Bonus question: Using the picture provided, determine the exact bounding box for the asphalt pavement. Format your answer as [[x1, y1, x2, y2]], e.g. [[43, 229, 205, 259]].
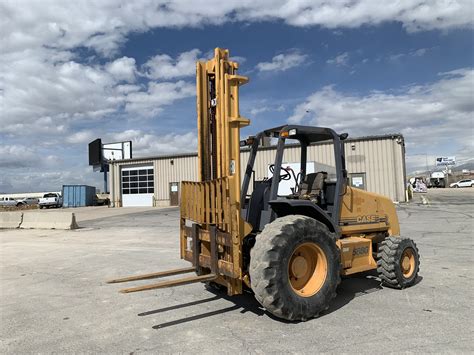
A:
[[1, 188, 473, 353]]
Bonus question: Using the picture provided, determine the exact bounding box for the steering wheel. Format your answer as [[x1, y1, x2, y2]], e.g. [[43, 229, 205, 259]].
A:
[[269, 164, 292, 181]]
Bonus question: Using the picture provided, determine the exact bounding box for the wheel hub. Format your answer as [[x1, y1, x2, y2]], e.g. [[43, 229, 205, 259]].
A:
[[291, 256, 308, 278], [400, 248, 415, 278], [402, 256, 410, 271], [288, 242, 328, 297]]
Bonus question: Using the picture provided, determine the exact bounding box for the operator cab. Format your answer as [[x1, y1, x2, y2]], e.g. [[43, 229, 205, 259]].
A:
[[240, 125, 348, 233]]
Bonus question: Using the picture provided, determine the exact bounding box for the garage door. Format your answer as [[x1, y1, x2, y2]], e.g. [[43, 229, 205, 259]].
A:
[[121, 166, 154, 207]]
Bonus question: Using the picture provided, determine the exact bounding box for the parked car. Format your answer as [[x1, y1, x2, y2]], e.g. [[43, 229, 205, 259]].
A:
[[17, 197, 39, 206], [39, 193, 62, 208], [0, 197, 21, 207], [450, 179, 474, 188]]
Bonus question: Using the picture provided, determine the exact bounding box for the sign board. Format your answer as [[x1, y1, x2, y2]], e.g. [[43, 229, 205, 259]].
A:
[[352, 176, 364, 187], [102, 141, 132, 161], [88, 139, 102, 166], [436, 157, 455, 166]]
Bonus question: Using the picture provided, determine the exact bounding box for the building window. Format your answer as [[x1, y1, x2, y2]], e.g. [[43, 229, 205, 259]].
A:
[[121, 167, 154, 194]]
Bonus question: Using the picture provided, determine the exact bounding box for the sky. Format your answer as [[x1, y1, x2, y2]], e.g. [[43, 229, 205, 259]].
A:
[[0, 0, 473, 193]]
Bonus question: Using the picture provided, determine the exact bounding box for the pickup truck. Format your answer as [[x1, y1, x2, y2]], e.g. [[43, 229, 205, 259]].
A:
[[0, 197, 21, 207], [39, 193, 62, 209]]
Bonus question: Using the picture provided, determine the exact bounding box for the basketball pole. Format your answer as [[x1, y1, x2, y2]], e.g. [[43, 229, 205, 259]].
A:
[[103, 164, 108, 193]]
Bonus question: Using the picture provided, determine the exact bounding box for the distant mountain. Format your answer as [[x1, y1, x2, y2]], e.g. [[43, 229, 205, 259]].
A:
[[452, 160, 474, 172]]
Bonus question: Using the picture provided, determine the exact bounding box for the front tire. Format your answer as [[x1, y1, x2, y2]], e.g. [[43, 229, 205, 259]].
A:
[[377, 236, 420, 289], [249, 215, 340, 321]]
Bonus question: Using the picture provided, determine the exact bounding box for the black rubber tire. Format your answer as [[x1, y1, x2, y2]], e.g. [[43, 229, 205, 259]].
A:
[[249, 215, 340, 321], [377, 236, 420, 289]]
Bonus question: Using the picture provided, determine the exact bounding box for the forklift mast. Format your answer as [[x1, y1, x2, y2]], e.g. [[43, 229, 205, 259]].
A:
[[179, 48, 253, 294], [196, 48, 249, 186], [109, 49, 253, 295]]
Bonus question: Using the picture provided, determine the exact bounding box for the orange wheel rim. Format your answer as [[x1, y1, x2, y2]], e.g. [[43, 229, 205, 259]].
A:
[[401, 248, 416, 278], [288, 242, 328, 297]]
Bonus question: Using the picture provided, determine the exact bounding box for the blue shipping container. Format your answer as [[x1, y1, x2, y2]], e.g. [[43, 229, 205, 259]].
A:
[[62, 185, 96, 207]]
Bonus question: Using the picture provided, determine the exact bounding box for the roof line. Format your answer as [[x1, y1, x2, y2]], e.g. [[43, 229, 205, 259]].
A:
[[110, 133, 404, 163]]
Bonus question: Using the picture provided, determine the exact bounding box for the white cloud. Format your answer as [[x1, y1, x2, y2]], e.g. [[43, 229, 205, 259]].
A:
[[82, 32, 128, 57], [0, 49, 122, 134], [0, 145, 41, 168], [412, 48, 428, 57], [326, 52, 349, 66], [1, 1, 470, 137], [240, 0, 473, 32], [388, 47, 432, 61], [0, 145, 60, 169], [143, 49, 202, 80], [105, 57, 137, 82], [125, 81, 195, 117], [250, 104, 285, 116], [1, 1, 471, 58], [405, 154, 441, 173], [66, 130, 97, 144], [111, 130, 198, 156], [0, 0, 472, 193], [0, 48, 194, 136], [289, 68, 474, 154], [230, 56, 247, 64], [256, 51, 307, 72], [0, 169, 101, 194]]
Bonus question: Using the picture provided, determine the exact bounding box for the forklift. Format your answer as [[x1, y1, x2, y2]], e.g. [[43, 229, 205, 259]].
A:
[[109, 48, 420, 321]]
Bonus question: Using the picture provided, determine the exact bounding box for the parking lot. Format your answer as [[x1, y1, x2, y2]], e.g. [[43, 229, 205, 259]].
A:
[[1, 188, 473, 353]]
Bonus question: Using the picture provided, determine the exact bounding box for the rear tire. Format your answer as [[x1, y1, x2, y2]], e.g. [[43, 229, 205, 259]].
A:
[[249, 215, 340, 321], [377, 236, 420, 289]]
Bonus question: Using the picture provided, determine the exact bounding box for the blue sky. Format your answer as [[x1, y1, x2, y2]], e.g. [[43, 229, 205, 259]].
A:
[[0, 1, 473, 193]]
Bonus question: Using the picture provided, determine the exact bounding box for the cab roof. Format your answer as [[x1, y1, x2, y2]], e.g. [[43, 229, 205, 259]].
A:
[[260, 125, 346, 145]]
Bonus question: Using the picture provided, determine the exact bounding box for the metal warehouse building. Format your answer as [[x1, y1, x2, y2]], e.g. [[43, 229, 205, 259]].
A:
[[109, 134, 406, 207]]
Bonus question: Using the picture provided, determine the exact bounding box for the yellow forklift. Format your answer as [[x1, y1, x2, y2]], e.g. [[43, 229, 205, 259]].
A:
[[109, 48, 420, 321]]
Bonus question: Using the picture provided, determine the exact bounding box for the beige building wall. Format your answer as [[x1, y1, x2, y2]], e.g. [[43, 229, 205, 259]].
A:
[[110, 135, 406, 207]]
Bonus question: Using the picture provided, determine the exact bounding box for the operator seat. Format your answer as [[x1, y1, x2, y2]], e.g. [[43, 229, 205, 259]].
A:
[[298, 172, 328, 201]]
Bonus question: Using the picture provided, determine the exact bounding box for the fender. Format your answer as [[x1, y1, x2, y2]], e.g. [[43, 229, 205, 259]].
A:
[[268, 199, 339, 234]]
